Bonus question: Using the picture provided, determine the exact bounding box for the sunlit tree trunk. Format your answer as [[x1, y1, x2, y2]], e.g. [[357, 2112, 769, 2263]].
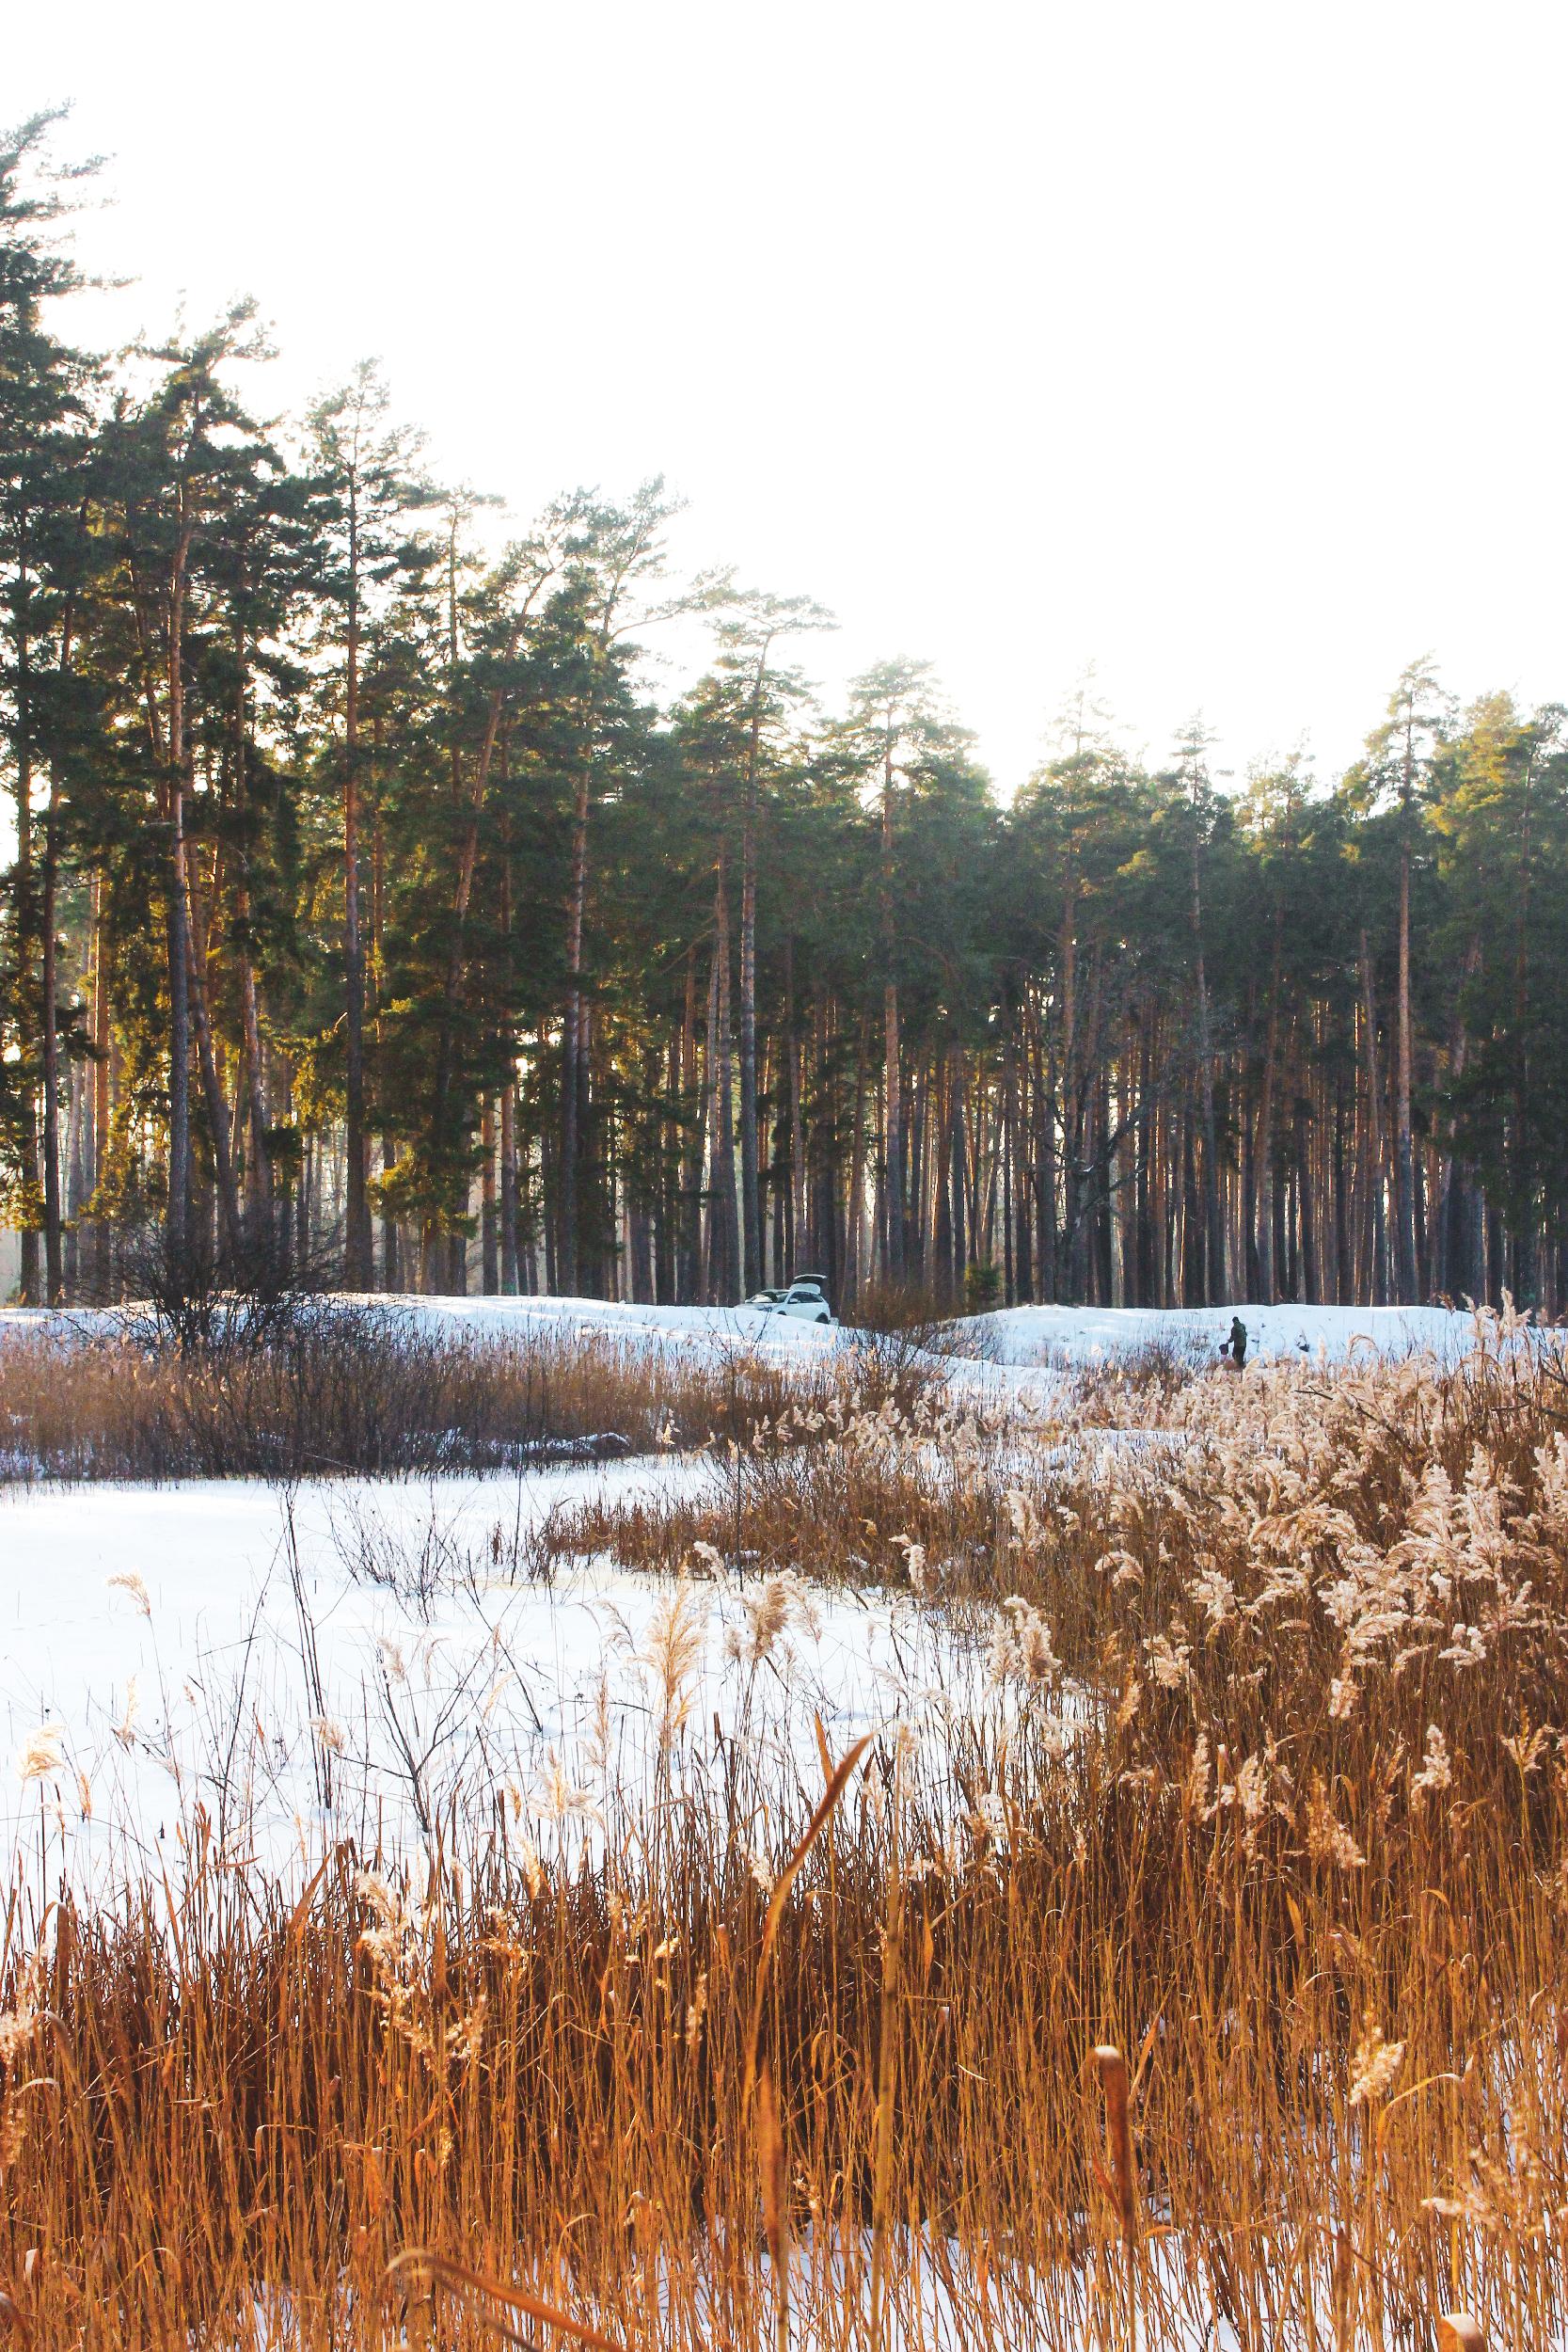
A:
[[1358, 932, 1390, 1306], [342, 482, 371, 1287]]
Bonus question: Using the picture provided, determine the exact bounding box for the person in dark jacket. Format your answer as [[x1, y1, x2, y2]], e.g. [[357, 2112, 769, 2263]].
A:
[[1227, 1314, 1248, 1367]]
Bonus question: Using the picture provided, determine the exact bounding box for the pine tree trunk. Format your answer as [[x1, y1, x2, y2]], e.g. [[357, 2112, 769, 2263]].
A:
[[1433, 934, 1479, 1302], [342, 509, 372, 1287], [702, 929, 721, 1301], [1332, 1071, 1349, 1304], [64, 1057, 84, 1296], [657, 1037, 679, 1303], [13, 569, 40, 1306], [160, 514, 198, 1268], [846, 1020, 868, 1310], [1254, 900, 1284, 1305], [1003, 986, 1026, 1302], [737, 670, 765, 1295], [233, 884, 272, 1218], [381, 1141, 401, 1291], [950, 1042, 970, 1295], [709, 852, 739, 1302], [372, 723, 394, 1292], [560, 723, 593, 1295], [1358, 931, 1390, 1306], [428, 687, 507, 1240], [1394, 836, 1418, 1302], [1192, 830, 1226, 1302], [481, 1093, 499, 1294], [1059, 881, 1080, 1298], [40, 772, 63, 1304], [500, 1083, 519, 1294], [166, 772, 193, 1263], [786, 941, 805, 1280], [91, 873, 112, 1298], [879, 728, 904, 1280], [1182, 1112, 1203, 1306], [182, 852, 244, 1255], [680, 947, 704, 1304], [1296, 1082, 1320, 1301], [1035, 1011, 1055, 1303]]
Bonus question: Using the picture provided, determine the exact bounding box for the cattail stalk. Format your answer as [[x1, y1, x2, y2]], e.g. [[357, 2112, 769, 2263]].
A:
[[757, 2062, 790, 2352], [1332, 2226, 1354, 2352], [1095, 2044, 1138, 2350]]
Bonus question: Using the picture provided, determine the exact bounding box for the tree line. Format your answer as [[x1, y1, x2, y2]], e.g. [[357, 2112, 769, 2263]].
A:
[[5, 114, 1566, 1316]]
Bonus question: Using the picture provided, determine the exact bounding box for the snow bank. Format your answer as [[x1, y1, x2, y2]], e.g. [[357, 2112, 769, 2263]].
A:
[[0, 1290, 1516, 1373], [961, 1300, 1491, 1368]]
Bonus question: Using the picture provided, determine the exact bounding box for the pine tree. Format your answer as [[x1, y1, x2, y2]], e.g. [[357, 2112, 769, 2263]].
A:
[[0, 110, 101, 1300], [710, 589, 833, 1293], [308, 362, 432, 1287], [1355, 659, 1451, 1302]]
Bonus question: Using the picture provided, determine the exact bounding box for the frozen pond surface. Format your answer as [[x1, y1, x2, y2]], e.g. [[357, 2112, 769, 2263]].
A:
[[0, 1459, 1006, 1888]]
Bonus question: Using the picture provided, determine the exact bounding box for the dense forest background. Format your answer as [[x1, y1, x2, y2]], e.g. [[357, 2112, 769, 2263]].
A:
[[4, 116, 1566, 1316]]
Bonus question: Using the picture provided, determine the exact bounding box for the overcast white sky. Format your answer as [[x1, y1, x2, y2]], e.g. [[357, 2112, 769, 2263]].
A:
[[10, 0, 1567, 792]]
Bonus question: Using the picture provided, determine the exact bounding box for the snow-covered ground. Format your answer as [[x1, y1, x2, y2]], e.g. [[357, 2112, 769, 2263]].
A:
[[964, 1299, 1490, 1367], [0, 1460, 1000, 1891]]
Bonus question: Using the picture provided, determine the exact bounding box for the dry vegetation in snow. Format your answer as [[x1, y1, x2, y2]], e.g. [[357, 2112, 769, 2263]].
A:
[[0, 1311, 832, 1483], [0, 1312, 1563, 2346]]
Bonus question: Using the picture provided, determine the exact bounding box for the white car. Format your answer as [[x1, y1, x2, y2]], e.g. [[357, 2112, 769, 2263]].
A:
[[745, 1278, 834, 1326]]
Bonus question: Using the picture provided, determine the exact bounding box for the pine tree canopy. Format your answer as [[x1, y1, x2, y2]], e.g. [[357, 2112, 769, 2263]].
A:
[[3, 115, 1565, 1314]]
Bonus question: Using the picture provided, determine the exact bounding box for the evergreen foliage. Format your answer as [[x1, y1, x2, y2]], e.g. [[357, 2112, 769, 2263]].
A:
[[5, 115, 1567, 1311]]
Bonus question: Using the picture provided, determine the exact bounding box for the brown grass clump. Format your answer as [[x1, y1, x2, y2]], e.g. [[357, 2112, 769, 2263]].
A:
[[537, 1373, 1015, 1587], [847, 1274, 948, 1330], [1047, 1327, 1214, 1421], [0, 1314, 1563, 2345]]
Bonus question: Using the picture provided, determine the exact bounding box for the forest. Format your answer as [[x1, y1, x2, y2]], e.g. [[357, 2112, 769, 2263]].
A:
[[5, 112, 1567, 1318]]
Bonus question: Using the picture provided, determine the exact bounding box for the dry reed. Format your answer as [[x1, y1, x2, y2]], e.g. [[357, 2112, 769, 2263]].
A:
[[0, 1312, 1563, 2346]]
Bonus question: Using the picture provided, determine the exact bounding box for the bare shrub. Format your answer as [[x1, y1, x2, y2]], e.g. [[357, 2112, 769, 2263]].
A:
[[110, 1215, 340, 1356]]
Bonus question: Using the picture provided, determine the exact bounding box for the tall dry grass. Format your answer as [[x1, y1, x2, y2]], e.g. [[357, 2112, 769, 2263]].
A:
[[0, 1316, 1562, 2346], [0, 1313, 822, 1483], [534, 1371, 1011, 1588]]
